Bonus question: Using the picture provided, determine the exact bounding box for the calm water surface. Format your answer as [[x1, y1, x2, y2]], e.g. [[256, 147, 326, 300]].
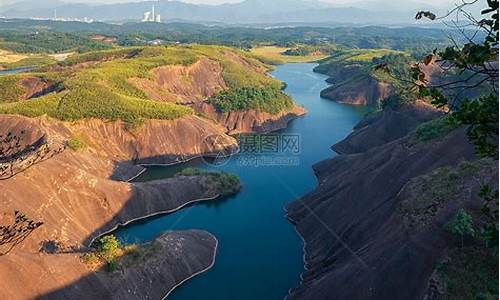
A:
[[0, 67, 34, 75], [116, 63, 368, 300]]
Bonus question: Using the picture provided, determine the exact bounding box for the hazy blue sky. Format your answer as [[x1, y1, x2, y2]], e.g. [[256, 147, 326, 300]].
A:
[[166, 0, 456, 4], [2, 0, 460, 5]]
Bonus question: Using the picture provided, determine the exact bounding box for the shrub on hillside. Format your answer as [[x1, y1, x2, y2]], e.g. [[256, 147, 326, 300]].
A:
[[176, 168, 241, 195], [208, 86, 293, 114], [67, 136, 86, 151], [413, 116, 461, 143]]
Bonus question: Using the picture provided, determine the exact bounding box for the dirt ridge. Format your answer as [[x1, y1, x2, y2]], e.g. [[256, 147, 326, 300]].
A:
[[0, 114, 237, 300], [285, 103, 497, 300]]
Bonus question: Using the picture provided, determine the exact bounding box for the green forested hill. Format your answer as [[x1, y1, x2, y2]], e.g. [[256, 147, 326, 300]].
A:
[[0, 45, 293, 124], [0, 19, 460, 53]]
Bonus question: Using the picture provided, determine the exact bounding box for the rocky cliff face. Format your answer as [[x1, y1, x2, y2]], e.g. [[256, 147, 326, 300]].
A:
[[16, 114, 238, 167], [132, 56, 305, 135], [38, 230, 218, 300], [20, 77, 63, 100], [320, 74, 393, 106], [0, 49, 304, 299], [285, 104, 498, 300], [131, 58, 227, 105], [332, 101, 441, 154], [195, 102, 306, 134], [0, 114, 238, 300], [317, 57, 488, 109], [315, 62, 394, 106]]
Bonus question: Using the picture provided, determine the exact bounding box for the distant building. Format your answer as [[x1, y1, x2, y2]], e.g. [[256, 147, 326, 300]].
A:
[[50, 8, 93, 23], [142, 4, 161, 23], [147, 39, 164, 46]]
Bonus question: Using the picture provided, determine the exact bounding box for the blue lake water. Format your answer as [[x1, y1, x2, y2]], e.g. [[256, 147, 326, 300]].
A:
[[0, 67, 34, 75], [115, 63, 368, 300]]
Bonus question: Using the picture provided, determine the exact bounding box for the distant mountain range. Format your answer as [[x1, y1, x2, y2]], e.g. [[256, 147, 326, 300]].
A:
[[0, 0, 444, 25]]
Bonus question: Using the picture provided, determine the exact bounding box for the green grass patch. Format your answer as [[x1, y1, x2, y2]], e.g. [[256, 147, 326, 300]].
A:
[[208, 86, 293, 114], [176, 168, 241, 196], [176, 167, 206, 176], [413, 116, 461, 143], [325, 48, 405, 63], [0, 92, 60, 116], [0, 31, 111, 54], [249, 46, 328, 64], [0, 87, 193, 124], [55, 83, 193, 123], [1, 56, 56, 70], [400, 160, 490, 220], [438, 247, 498, 299], [282, 44, 338, 57], [118, 242, 162, 269], [0, 75, 25, 103], [61, 48, 142, 66], [82, 234, 162, 273], [67, 136, 86, 151], [0, 45, 293, 121]]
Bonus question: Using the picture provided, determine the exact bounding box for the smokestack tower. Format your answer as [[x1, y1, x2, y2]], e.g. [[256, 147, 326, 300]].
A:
[[141, 3, 161, 22]]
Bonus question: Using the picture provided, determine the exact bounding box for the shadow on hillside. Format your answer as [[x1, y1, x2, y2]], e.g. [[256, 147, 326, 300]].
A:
[[37, 271, 115, 300], [36, 149, 239, 299], [108, 151, 230, 182], [86, 151, 241, 246]]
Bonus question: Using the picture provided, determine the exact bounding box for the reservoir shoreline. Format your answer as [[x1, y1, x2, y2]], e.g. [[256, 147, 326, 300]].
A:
[[116, 63, 368, 300]]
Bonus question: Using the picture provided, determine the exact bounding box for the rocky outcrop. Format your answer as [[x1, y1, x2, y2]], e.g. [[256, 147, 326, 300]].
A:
[[320, 74, 393, 106], [286, 103, 498, 300], [38, 230, 218, 300], [314, 62, 394, 106], [195, 102, 306, 134], [16, 77, 63, 100], [0, 114, 238, 300], [0, 47, 301, 299], [132, 58, 227, 105], [0, 114, 238, 168], [332, 100, 441, 154], [133, 56, 305, 135]]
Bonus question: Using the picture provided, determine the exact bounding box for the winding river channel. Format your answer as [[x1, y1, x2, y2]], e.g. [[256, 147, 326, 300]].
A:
[[116, 63, 369, 299]]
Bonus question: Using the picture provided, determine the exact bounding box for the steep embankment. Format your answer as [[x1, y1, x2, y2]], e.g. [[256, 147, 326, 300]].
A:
[[315, 52, 484, 109], [132, 57, 227, 105], [140, 57, 305, 134], [131, 55, 306, 134], [313, 49, 401, 106], [195, 102, 306, 134], [332, 100, 440, 154], [286, 103, 498, 299], [0, 45, 305, 300], [0, 114, 238, 300], [320, 72, 393, 106], [0, 46, 305, 135], [39, 230, 218, 300]]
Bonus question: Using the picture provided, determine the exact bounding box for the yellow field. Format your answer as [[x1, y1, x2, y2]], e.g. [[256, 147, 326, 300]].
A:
[[0, 49, 28, 63], [49, 52, 76, 62], [345, 49, 406, 61], [250, 46, 328, 64]]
